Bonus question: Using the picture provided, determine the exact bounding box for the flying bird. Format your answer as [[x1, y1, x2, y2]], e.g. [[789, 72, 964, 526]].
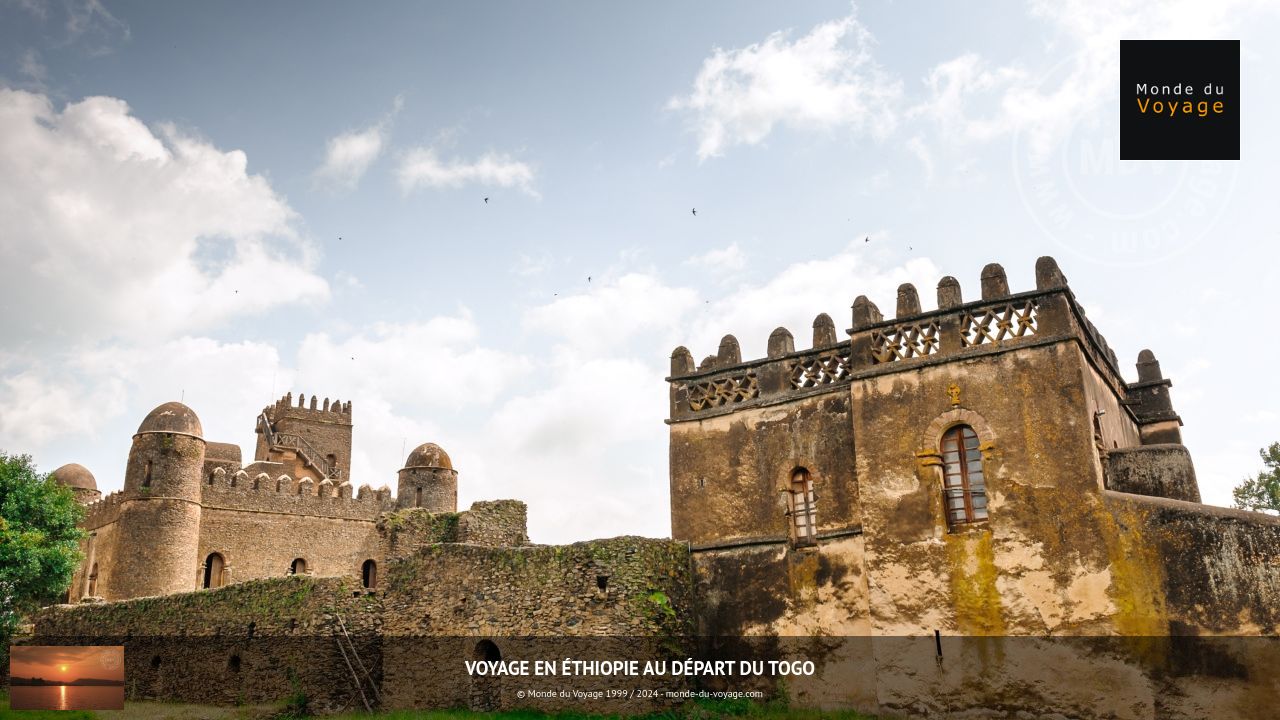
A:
[[864, 236, 870, 243], [588, 276, 592, 282], [691, 208, 697, 216], [484, 197, 489, 204]]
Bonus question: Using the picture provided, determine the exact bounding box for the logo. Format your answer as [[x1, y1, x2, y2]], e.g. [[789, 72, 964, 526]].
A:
[[1014, 49, 1238, 267], [1120, 40, 1239, 160]]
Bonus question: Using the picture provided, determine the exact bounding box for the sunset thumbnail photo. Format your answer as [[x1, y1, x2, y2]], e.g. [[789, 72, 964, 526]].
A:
[[8, 646, 125, 710]]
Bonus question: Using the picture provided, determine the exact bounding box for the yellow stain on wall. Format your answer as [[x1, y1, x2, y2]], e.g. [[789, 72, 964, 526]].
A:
[[1101, 505, 1168, 638], [946, 531, 1006, 636]]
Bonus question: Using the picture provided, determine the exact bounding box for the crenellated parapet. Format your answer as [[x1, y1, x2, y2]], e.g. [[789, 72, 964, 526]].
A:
[[200, 465, 394, 520], [266, 391, 353, 420], [668, 256, 1132, 422], [81, 490, 125, 529]]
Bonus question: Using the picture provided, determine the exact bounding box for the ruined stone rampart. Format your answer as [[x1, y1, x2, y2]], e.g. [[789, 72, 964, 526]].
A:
[[1107, 445, 1201, 503], [31, 576, 382, 712], [1106, 490, 1280, 634], [377, 536, 694, 712]]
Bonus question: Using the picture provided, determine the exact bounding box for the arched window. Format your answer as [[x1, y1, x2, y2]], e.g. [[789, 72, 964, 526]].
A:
[[203, 553, 225, 589], [142, 460, 153, 488], [415, 486, 423, 508], [87, 562, 99, 597], [941, 425, 988, 526], [787, 468, 816, 547], [290, 558, 307, 576], [361, 559, 377, 589]]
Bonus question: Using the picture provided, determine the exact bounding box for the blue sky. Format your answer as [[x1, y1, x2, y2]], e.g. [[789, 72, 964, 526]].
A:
[[2, 1, 1278, 542]]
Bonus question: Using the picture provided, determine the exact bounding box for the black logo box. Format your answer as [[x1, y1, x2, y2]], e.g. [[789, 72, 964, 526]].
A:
[[1120, 40, 1239, 160]]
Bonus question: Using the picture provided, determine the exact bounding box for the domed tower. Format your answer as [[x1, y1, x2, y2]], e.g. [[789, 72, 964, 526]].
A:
[[396, 442, 457, 512], [108, 402, 206, 600], [51, 463, 101, 504]]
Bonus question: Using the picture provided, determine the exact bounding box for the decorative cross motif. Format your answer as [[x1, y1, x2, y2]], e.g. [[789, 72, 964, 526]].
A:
[[947, 383, 961, 407], [685, 371, 759, 411], [790, 348, 853, 389], [870, 320, 941, 364], [962, 299, 1037, 347]]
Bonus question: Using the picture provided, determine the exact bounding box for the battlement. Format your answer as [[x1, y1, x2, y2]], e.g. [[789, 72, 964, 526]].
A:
[[82, 490, 125, 528], [266, 391, 352, 422], [200, 466, 394, 520], [667, 256, 1130, 422]]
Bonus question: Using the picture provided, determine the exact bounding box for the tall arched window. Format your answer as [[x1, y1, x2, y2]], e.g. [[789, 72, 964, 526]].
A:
[[941, 425, 988, 526], [87, 562, 99, 597], [203, 553, 225, 589], [788, 468, 817, 547], [142, 460, 153, 488], [361, 559, 377, 589]]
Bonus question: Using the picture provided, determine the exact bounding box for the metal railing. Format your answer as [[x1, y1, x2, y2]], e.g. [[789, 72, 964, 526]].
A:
[[257, 413, 342, 479]]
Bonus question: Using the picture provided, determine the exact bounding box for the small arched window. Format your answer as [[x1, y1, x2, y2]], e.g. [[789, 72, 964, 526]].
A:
[[290, 558, 307, 576], [941, 425, 988, 527], [87, 562, 99, 597], [142, 460, 153, 488], [203, 553, 225, 589], [788, 468, 817, 547], [361, 559, 377, 589], [415, 486, 423, 508]]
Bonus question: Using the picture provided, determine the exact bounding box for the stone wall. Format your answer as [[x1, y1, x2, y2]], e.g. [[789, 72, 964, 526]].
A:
[[1106, 491, 1280, 633], [378, 536, 694, 712], [198, 508, 382, 589], [200, 473, 392, 521], [30, 577, 382, 713], [669, 392, 860, 547], [1107, 445, 1201, 503], [458, 500, 528, 546]]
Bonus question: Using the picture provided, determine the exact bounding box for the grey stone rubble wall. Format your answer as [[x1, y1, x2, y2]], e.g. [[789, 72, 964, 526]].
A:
[[1106, 444, 1201, 502]]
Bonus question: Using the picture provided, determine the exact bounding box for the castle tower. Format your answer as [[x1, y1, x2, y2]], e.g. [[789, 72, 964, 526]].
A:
[[254, 392, 353, 482], [50, 463, 102, 504], [396, 442, 458, 512], [107, 402, 206, 600]]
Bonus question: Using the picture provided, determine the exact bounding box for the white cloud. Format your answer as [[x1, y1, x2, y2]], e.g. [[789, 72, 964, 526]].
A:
[[524, 273, 699, 356], [396, 147, 538, 197], [313, 95, 403, 190], [0, 89, 328, 345], [668, 11, 902, 160], [684, 242, 747, 279], [296, 312, 531, 414]]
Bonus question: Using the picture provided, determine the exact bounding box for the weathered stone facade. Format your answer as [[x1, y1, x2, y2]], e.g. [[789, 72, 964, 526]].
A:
[[666, 256, 1280, 717], [36, 255, 1280, 717], [60, 396, 529, 603]]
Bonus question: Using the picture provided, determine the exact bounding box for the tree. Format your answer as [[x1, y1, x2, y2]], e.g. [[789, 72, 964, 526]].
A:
[[0, 452, 85, 647], [1232, 442, 1280, 514]]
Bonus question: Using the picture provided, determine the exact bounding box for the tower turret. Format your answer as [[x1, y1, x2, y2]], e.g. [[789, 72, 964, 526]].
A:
[[108, 401, 206, 600], [396, 442, 458, 512], [255, 392, 353, 482], [51, 463, 101, 504]]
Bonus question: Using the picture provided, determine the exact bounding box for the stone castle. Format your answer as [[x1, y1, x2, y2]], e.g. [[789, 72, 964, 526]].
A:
[[52, 392, 530, 603], [34, 256, 1280, 718]]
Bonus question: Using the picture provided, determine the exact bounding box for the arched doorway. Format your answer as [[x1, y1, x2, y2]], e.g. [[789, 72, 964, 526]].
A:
[[203, 553, 225, 589], [469, 640, 502, 711], [290, 558, 307, 576], [361, 559, 377, 589], [87, 562, 98, 596]]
